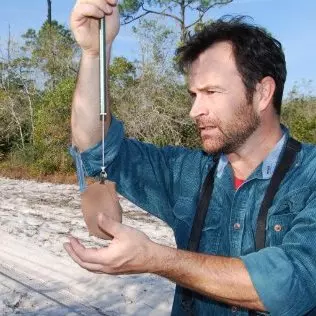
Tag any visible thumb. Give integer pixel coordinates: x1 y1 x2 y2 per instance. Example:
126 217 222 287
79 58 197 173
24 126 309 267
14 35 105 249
97 213 122 239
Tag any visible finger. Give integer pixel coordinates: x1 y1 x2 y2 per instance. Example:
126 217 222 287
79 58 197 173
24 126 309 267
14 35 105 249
78 0 114 14
68 237 107 264
73 3 108 21
64 242 104 272
97 213 124 238
72 5 110 28
107 0 118 7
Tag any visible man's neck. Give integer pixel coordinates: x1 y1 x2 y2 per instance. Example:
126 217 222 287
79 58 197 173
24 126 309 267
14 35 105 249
227 123 283 180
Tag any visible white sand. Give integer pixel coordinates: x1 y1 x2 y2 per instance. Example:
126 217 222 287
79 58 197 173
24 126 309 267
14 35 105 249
0 177 176 315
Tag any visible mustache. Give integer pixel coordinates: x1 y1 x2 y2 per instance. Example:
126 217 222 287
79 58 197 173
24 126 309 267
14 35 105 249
195 119 220 128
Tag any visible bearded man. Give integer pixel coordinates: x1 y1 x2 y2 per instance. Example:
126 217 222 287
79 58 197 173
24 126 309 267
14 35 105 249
65 0 316 315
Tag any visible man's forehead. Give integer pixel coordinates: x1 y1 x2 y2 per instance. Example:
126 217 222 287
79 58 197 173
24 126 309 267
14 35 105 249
188 43 240 87
191 43 235 71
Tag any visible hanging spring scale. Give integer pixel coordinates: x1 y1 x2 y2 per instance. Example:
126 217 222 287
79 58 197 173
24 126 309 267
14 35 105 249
80 17 123 239
99 16 107 184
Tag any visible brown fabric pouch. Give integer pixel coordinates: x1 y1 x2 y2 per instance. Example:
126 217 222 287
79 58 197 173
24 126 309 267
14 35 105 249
81 180 123 239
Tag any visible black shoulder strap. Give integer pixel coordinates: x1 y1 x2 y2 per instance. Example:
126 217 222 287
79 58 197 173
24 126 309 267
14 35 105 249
255 137 301 250
250 137 301 316
181 155 219 314
187 156 220 252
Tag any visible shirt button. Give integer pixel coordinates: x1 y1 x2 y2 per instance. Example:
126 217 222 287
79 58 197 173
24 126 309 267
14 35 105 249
233 223 241 230
232 306 238 313
274 224 282 232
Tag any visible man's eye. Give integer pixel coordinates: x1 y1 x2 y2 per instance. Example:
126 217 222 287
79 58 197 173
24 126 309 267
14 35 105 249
207 90 217 95
189 92 196 98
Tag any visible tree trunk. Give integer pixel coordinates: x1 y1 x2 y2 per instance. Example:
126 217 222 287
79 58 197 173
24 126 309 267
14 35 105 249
24 85 35 145
180 0 186 42
8 96 25 150
47 0 52 25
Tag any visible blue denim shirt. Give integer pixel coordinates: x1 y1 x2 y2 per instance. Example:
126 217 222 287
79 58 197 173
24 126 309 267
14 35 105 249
70 116 316 316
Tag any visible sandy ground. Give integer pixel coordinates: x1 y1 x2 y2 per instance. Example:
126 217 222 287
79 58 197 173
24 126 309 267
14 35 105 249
0 177 176 316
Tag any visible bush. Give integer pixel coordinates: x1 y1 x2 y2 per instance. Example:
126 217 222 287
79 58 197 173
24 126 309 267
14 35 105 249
32 77 76 174
112 68 199 148
282 96 316 143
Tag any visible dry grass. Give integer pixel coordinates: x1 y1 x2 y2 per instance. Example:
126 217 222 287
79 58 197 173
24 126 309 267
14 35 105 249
0 165 78 184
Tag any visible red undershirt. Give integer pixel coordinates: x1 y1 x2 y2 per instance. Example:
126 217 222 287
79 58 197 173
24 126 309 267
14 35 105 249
234 177 245 190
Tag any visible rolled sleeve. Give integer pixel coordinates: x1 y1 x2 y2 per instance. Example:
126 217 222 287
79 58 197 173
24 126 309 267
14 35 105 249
81 116 124 176
69 145 87 192
69 116 124 191
241 194 316 315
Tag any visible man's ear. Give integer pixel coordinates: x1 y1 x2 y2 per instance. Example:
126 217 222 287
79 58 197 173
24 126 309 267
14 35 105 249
254 76 276 113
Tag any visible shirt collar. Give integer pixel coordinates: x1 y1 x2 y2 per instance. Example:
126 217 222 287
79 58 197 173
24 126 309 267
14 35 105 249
217 154 228 178
261 132 286 179
216 126 288 180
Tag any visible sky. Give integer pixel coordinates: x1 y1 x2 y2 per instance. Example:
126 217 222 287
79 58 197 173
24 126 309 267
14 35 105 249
0 0 315 96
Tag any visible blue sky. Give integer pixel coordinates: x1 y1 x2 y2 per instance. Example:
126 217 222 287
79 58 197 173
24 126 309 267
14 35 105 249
0 0 315 96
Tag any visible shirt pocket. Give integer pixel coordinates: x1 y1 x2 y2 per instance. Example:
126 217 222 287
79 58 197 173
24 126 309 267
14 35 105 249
271 186 312 216
172 196 196 249
267 213 296 246
172 196 222 253
266 186 312 246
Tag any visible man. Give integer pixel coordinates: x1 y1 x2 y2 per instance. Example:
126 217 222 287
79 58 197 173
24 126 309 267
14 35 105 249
64 0 316 315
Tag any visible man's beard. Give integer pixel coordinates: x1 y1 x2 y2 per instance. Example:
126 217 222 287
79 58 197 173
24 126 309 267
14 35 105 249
197 101 260 155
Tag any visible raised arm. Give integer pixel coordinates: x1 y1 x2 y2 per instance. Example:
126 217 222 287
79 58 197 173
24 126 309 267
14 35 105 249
70 0 120 151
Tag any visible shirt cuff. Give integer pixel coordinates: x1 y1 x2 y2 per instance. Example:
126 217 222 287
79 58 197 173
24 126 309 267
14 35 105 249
69 145 87 192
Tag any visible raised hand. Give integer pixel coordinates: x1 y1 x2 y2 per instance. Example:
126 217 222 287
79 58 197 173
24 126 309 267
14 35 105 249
70 0 120 56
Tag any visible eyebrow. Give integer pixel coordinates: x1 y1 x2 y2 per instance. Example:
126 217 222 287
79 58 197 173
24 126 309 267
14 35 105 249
188 85 224 93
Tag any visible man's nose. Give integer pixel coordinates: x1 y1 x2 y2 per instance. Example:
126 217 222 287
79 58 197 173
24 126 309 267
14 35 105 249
189 95 209 119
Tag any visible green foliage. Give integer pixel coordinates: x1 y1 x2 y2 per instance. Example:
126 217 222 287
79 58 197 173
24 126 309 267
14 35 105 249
1 20 79 176
109 57 136 88
22 20 79 88
112 66 199 147
282 95 316 144
119 0 143 16
32 77 75 174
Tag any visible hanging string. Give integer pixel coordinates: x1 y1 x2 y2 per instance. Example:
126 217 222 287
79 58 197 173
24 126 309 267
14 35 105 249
99 17 107 184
